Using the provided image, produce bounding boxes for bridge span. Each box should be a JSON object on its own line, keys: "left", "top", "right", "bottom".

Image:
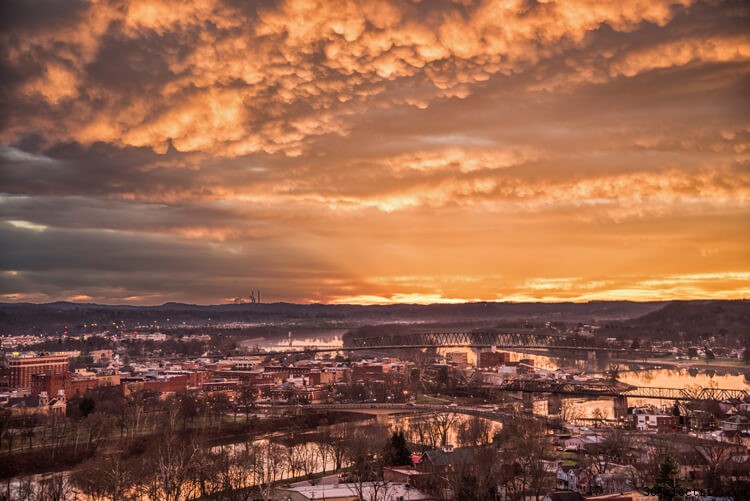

{"left": 244, "top": 344, "right": 664, "bottom": 357}
{"left": 245, "top": 330, "right": 669, "bottom": 356}
{"left": 490, "top": 380, "right": 749, "bottom": 401}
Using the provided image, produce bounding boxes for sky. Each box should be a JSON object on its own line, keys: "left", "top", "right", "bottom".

{"left": 1, "top": 0, "right": 749, "bottom": 305}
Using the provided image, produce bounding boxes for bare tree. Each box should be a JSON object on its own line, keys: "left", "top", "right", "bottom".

{"left": 328, "top": 423, "right": 353, "bottom": 471}
{"left": 286, "top": 441, "right": 318, "bottom": 481}
{"left": 0, "top": 409, "right": 14, "bottom": 452}
{"left": 494, "top": 415, "right": 551, "bottom": 501}
{"left": 410, "top": 351, "right": 437, "bottom": 394}
{"left": 36, "top": 474, "right": 74, "bottom": 501}
{"left": 692, "top": 439, "right": 737, "bottom": 490}
{"left": 12, "top": 477, "right": 36, "bottom": 501}
{"left": 84, "top": 412, "right": 115, "bottom": 451}
{"left": 457, "top": 415, "right": 493, "bottom": 447}
{"left": 251, "top": 441, "right": 287, "bottom": 501}
{"left": 139, "top": 432, "right": 202, "bottom": 501}
{"left": 474, "top": 446, "right": 501, "bottom": 501}
{"left": 206, "top": 392, "right": 232, "bottom": 427}
{"left": 605, "top": 364, "right": 621, "bottom": 382}
{"left": 315, "top": 439, "right": 333, "bottom": 475}
{"left": 297, "top": 442, "right": 321, "bottom": 484}
{"left": 226, "top": 442, "right": 262, "bottom": 501}
{"left": 591, "top": 407, "right": 607, "bottom": 426}
{"left": 72, "top": 453, "right": 133, "bottom": 500}
{"left": 345, "top": 423, "right": 390, "bottom": 501}
{"left": 177, "top": 393, "right": 200, "bottom": 429}
{"left": 409, "top": 418, "right": 439, "bottom": 450}
{"left": 190, "top": 443, "right": 257, "bottom": 501}
{"left": 236, "top": 383, "right": 257, "bottom": 424}
{"left": 559, "top": 400, "right": 583, "bottom": 423}
{"left": 430, "top": 412, "right": 461, "bottom": 447}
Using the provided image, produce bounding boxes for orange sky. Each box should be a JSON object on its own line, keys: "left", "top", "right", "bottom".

{"left": 1, "top": 0, "right": 749, "bottom": 304}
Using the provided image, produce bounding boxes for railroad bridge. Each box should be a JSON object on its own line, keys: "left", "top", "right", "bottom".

{"left": 492, "top": 379, "right": 749, "bottom": 401}
{"left": 475, "top": 379, "right": 749, "bottom": 417}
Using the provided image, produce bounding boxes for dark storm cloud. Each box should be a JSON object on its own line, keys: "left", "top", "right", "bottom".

{"left": 0, "top": 0, "right": 88, "bottom": 32}
{"left": 0, "top": 221, "right": 359, "bottom": 302}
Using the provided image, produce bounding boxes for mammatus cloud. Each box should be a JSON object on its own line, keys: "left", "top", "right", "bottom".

{"left": 1, "top": 0, "right": 749, "bottom": 304}
{"left": 7, "top": 0, "right": 739, "bottom": 156}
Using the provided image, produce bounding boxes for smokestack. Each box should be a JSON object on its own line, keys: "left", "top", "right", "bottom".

{"left": 257, "top": 290, "right": 261, "bottom": 304}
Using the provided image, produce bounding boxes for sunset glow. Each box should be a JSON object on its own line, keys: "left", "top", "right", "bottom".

{"left": 1, "top": 0, "right": 748, "bottom": 304}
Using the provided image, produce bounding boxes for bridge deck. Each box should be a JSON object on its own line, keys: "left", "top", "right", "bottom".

{"left": 245, "top": 343, "right": 668, "bottom": 357}
{"left": 482, "top": 380, "right": 749, "bottom": 401}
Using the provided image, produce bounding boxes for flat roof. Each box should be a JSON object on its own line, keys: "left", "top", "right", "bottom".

{"left": 279, "top": 482, "right": 431, "bottom": 500}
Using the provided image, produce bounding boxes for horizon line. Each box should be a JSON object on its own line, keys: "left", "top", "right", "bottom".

{"left": 1, "top": 298, "right": 747, "bottom": 308}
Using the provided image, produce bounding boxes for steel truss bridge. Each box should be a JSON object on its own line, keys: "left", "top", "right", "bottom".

{"left": 345, "top": 331, "right": 666, "bottom": 354}
{"left": 243, "top": 331, "right": 670, "bottom": 357}
{"left": 349, "top": 331, "right": 580, "bottom": 348}
{"left": 490, "top": 379, "right": 749, "bottom": 401}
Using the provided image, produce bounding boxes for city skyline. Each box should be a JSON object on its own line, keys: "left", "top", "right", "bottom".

{"left": 1, "top": 0, "right": 749, "bottom": 305}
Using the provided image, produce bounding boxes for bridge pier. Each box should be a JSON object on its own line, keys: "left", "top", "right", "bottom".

{"left": 521, "top": 391, "right": 534, "bottom": 410}
{"left": 586, "top": 350, "right": 598, "bottom": 371}
{"left": 613, "top": 395, "right": 628, "bottom": 420}
{"left": 548, "top": 393, "right": 563, "bottom": 415}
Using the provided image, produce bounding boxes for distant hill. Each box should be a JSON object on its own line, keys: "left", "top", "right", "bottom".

{"left": 599, "top": 300, "right": 750, "bottom": 344}
{"left": 0, "top": 300, "right": 668, "bottom": 336}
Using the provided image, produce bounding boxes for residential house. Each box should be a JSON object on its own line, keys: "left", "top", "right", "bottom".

{"left": 556, "top": 466, "right": 579, "bottom": 491}
{"left": 417, "top": 446, "right": 475, "bottom": 475}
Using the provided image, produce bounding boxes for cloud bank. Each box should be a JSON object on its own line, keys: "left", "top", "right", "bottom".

{"left": 1, "top": 0, "right": 749, "bottom": 304}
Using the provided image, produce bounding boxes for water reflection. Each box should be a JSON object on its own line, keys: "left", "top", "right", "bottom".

{"left": 388, "top": 412, "right": 501, "bottom": 451}
{"left": 240, "top": 330, "right": 348, "bottom": 351}
{"left": 435, "top": 347, "right": 576, "bottom": 370}
{"left": 619, "top": 368, "right": 750, "bottom": 390}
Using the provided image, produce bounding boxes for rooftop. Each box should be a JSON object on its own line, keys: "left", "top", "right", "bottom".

{"left": 278, "top": 481, "right": 431, "bottom": 500}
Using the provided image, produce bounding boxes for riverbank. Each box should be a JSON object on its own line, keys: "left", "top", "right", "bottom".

{"left": 0, "top": 410, "right": 373, "bottom": 480}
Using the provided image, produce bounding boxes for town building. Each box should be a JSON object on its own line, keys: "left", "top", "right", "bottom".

{"left": 277, "top": 482, "right": 432, "bottom": 501}
{"left": 6, "top": 353, "right": 70, "bottom": 391}
{"left": 478, "top": 350, "right": 511, "bottom": 368}
{"left": 631, "top": 407, "right": 681, "bottom": 432}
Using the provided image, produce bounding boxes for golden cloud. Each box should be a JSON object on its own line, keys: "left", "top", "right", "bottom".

{"left": 2, "top": 0, "right": 707, "bottom": 157}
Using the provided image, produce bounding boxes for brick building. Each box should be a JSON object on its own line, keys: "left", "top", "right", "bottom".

{"left": 478, "top": 351, "right": 511, "bottom": 368}
{"left": 7, "top": 354, "right": 69, "bottom": 391}
{"left": 445, "top": 351, "right": 469, "bottom": 366}
{"left": 31, "top": 371, "right": 121, "bottom": 398}
{"left": 122, "top": 374, "right": 189, "bottom": 395}
{"left": 31, "top": 371, "right": 68, "bottom": 396}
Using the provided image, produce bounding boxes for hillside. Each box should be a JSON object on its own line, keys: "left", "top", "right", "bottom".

{"left": 0, "top": 300, "right": 666, "bottom": 336}
{"left": 598, "top": 300, "right": 750, "bottom": 344}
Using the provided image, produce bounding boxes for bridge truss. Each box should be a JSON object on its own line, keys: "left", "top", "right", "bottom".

{"left": 348, "top": 331, "right": 585, "bottom": 349}
{"left": 622, "top": 386, "right": 749, "bottom": 401}
{"left": 345, "top": 330, "right": 669, "bottom": 354}
{"left": 492, "top": 379, "right": 749, "bottom": 401}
